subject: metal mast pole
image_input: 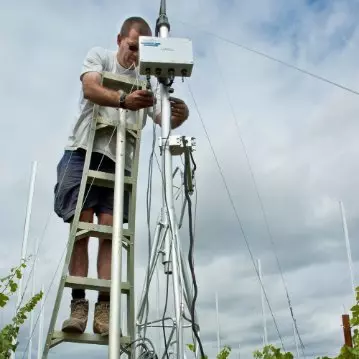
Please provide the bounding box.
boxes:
[12,160,37,359]
[156,2,185,359]
[109,109,127,359]
[339,201,356,300]
[136,3,199,359]
[156,0,174,273]
[258,259,268,347]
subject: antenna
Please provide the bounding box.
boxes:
[136,1,203,359]
[155,0,169,37]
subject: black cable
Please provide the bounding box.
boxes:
[122,336,158,358]
[182,139,206,359]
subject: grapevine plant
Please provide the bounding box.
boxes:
[0,259,43,358]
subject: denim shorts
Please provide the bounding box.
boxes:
[54,149,130,223]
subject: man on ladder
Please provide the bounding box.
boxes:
[53,16,189,337]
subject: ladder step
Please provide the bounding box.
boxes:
[50,331,131,348]
[76,222,133,243]
[87,170,134,189]
[102,71,145,92]
[96,117,141,131]
[64,276,130,293]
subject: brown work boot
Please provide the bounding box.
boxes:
[61,298,89,333]
[93,301,110,336]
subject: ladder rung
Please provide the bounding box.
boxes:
[102,71,145,92]
[87,170,134,189]
[50,331,131,348]
[64,276,130,293]
[76,222,133,242]
[96,116,116,128]
[126,123,141,131]
[88,169,115,183]
[96,117,141,131]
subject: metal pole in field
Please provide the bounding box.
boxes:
[342,314,353,348]
[28,235,40,359]
[258,259,268,347]
[339,201,356,300]
[293,321,300,358]
[12,160,37,359]
[37,284,45,359]
[215,291,221,355]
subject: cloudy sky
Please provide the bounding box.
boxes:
[1,0,359,358]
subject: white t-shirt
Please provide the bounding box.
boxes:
[65,46,161,171]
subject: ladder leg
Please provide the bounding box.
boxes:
[42,73,146,358]
[109,110,126,358]
[43,107,99,358]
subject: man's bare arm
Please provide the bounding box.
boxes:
[82,72,121,107]
[154,97,189,129]
[154,113,188,129]
[82,72,156,110]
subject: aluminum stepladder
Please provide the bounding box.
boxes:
[42,72,147,358]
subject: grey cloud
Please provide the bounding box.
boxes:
[2,0,359,358]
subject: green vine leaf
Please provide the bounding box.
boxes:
[0,259,42,358]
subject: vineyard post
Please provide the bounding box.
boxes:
[342,314,353,348]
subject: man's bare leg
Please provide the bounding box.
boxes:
[93,212,113,335]
[69,208,94,277]
[62,208,94,333]
[97,213,113,280]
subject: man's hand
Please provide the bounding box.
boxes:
[170,97,189,128]
[124,90,156,111]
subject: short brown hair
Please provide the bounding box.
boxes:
[120,17,152,37]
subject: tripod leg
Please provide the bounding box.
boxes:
[161,326,176,359]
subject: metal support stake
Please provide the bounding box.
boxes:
[258,259,268,347]
[28,236,40,359]
[37,284,45,359]
[109,109,126,359]
[293,321,300,359]
[339,201,356,300]
[12,160,37,359]
[215,292,221,355]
